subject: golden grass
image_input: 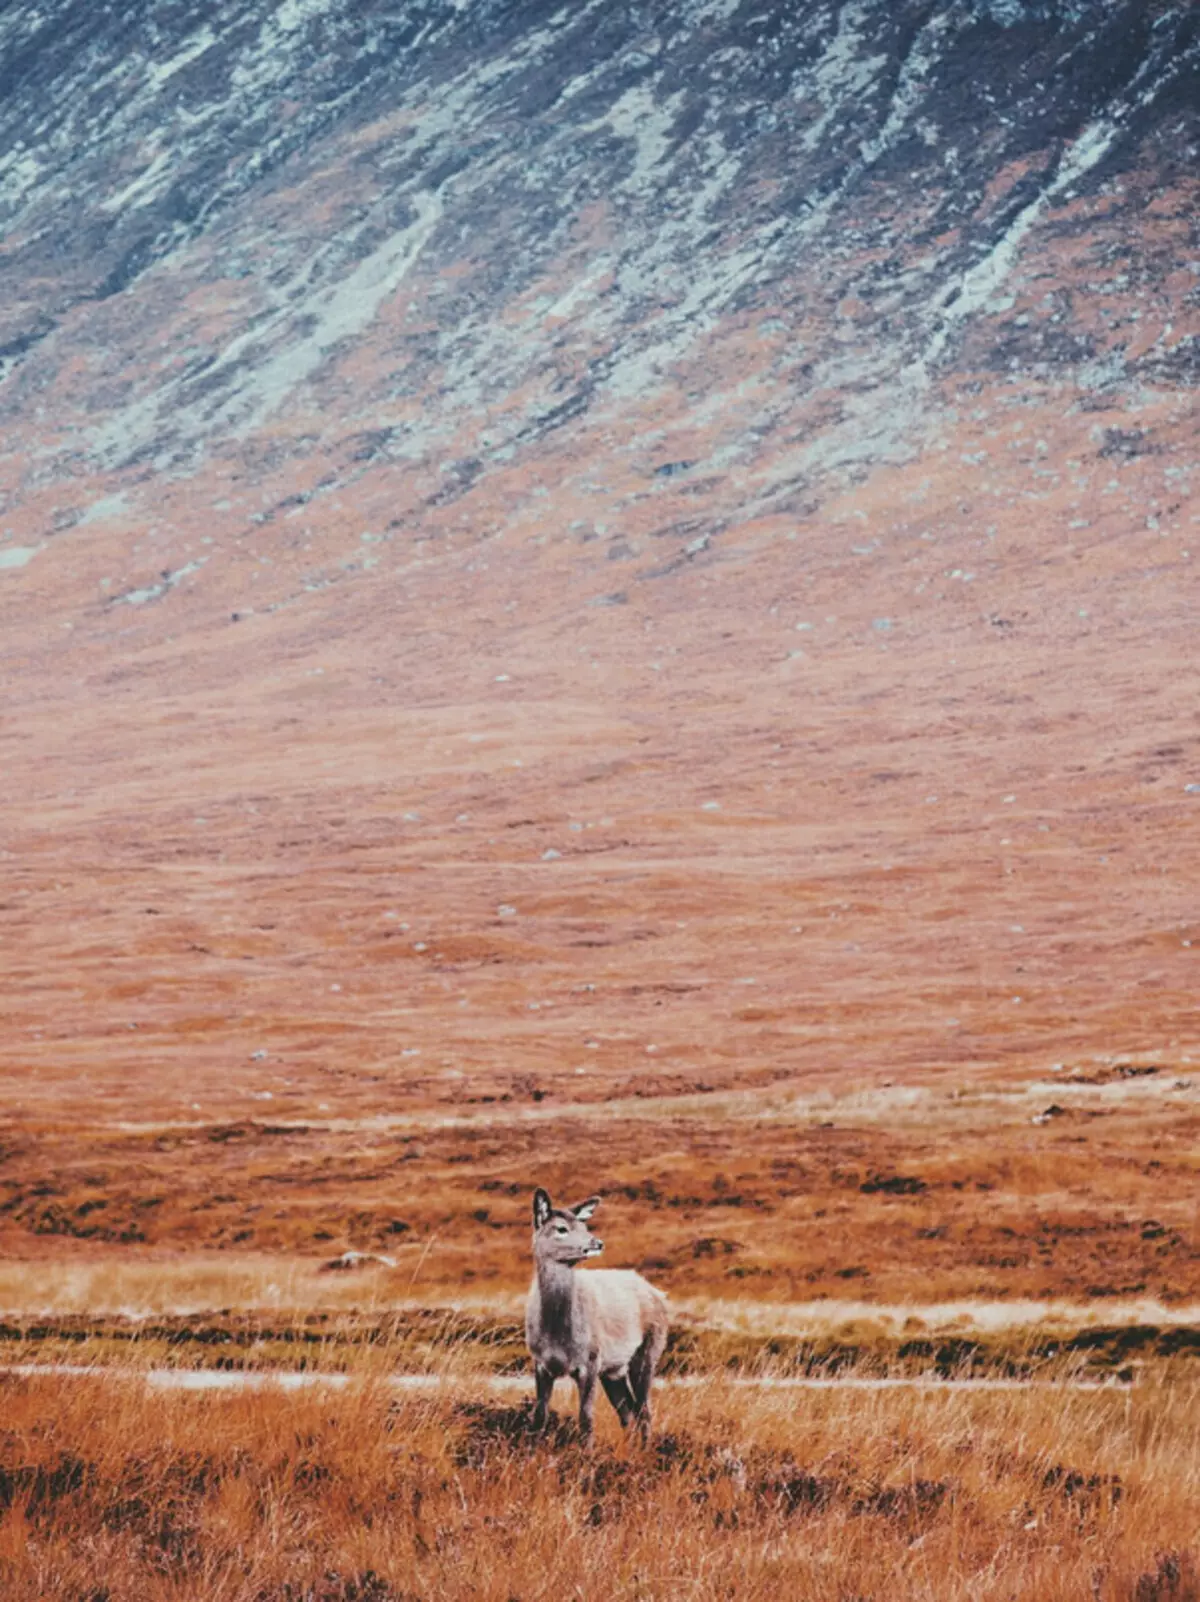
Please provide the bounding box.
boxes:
[0,1358,1196,1601]
[2,1257,1197,1350]
[1,1032,1196,1595]
[0,1256,468,1321]
[2,1260,1196,1383]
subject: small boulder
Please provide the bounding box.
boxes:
[1031,1104,1067,1126]
[318,1250,397,1273]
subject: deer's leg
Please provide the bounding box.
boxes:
[576,1364,599,1442]
[532,1364,554,1430]
[629,1330,665,1442]
[600,1371,636,1430]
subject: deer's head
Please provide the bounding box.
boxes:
[532,1188,603,1266]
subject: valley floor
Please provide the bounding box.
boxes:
[2,1063,1197,1596]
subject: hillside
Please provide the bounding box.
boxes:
[0,0,1197,1243]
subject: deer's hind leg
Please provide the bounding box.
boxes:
[628,1326,667,1440]
[600,1371,636,1429]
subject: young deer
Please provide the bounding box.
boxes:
[525,1188,669,1442]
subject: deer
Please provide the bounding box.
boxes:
[525,1187,669,1443]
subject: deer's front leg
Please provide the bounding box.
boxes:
[532,1364,554,1430]
[576,1363,599,1443]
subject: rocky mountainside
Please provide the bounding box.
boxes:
[1,1,1198,1114]
[3,1,1197,492]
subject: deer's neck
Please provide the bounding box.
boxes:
[535,1255,579,1336]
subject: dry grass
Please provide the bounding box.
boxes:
[3,1064,1198,1308]
[0,1358,1196,1601]
[2,1001,1197,1596]
[2,1257,1197,1347]
[2,1260,1196,1383]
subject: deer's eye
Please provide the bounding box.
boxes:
[553,1223,569,1235]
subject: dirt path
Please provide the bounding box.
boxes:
[0,1364,1131,1394]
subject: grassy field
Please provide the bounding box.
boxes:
[1,1060,1198,1598]
[1,1358,1197,1601]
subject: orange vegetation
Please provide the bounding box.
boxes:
[2,1065,1197,1308]
[1,1365,1196,1601]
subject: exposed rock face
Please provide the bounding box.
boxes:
[0,2,1197,1110]
[3,1,1196,486]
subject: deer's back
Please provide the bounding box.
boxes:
[580,1269,668,1363]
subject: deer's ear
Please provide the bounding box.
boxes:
[533,1189,552,1229]
[572,1196,601,1222]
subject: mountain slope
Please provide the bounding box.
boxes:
[1,0,1198,1118]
